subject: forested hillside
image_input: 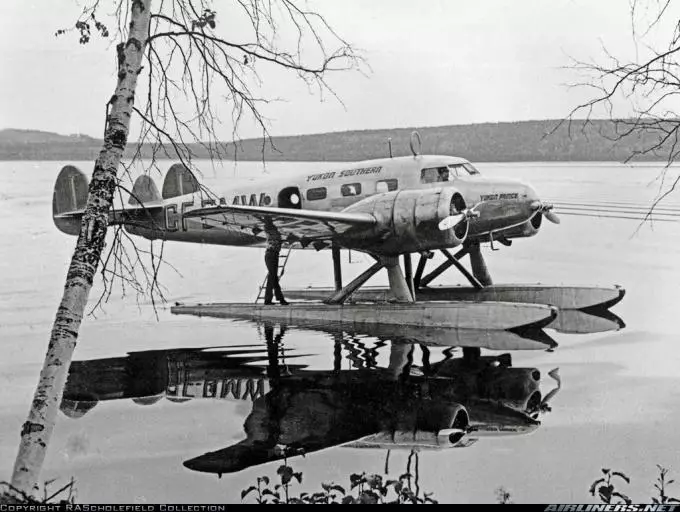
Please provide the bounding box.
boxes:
[0,120,669,162]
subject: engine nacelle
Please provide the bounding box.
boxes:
[501,211,543,240]
[341,187,469,254]
[343,403,472,449]
[467,400,540,437]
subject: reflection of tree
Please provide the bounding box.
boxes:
[12,0,362,497]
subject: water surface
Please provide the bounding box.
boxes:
[1,160,679,503]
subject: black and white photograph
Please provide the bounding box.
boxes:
[1,0,679,506]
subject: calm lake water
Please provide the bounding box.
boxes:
[1,160,679,504]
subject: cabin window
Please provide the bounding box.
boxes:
[421,167,450,183]
[376,179,398,193]
[306,187,327,201]
[341,183,362,196]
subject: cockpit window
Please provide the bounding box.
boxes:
[448,163,481,176]
[465,163,480,175]
[421,167,450,183]
[422,163,480,183]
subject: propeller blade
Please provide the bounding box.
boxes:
[544,210,561,224]
[438,214,465,231]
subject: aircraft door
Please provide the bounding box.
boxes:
[278,187,303,209]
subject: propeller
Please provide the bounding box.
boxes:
[438,208,481,231]
[438,213,465,231]
[531,200,561,225]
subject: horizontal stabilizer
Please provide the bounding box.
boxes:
[53,165,89,235]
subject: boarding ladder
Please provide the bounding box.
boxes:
[255,246,293,303]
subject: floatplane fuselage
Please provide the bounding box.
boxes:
[55,155,551,253]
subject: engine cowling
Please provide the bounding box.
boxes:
[343,403,472,449]
[501,211,543,240]
[341,187,469,254]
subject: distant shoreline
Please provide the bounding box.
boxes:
[0,119,672,163]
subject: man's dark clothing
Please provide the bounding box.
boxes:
[263,223,287,305]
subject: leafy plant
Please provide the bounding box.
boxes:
[0,478,76,505]
[495,486,513,504]
[242,467,438,505]
[242,449,437,505]
[589,468,632,504]
[652,465,680,505]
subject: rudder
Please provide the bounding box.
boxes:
[162,163,200,199]
[129,175,162,206]
[53,165,89,235]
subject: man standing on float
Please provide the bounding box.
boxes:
[263,218,288,305]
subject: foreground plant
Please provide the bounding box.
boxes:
[242,449,437,505]
[589,466,680,505]
[242,466,438,505]
[1,478,76,505]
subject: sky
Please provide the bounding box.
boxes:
[0,0,652,140]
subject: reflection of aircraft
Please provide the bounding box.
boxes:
[58,324,559,476]
[547,306,625,334]
[183,332,557,475]
[59,345,307,418]
[53,135,596,310]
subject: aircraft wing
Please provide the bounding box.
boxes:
[183,204,377,244]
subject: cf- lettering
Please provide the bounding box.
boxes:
[164,200,195,232]
[164,205,179,231]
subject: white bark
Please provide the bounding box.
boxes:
[10,0,152,496]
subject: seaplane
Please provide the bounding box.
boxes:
[53,132,625,333]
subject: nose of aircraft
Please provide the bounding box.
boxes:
[522,182,561,224]
[523,182,540,203]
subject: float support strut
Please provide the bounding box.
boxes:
[403,253,415,300]
[413,253,428,289]
[332,245,343,291]
[419,246,469,288]
[468,241,493,286]
[382,256,414,303]
[325,261,383,305]
[441,249,484,290]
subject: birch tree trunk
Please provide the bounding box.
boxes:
[10,0,152,496]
